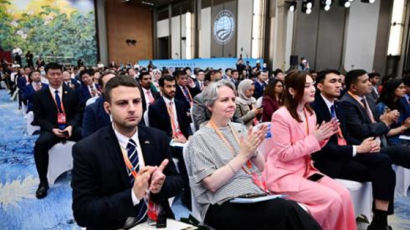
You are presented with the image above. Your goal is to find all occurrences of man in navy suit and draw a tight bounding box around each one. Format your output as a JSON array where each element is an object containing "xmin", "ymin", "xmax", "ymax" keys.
[
  {"xmin": 22, "ymin": 69, "xmax": 48, "ymax": 113},
  {"xmin": 148, "ymin": 75, "xmax": 192, "ymax": 208},
  {"xmin": 72, "ymin": 76, "xmax": 183, "ymax": 230},
  {"xmin": 81, "ymin": 71, "xmax": 117, "ymax": 137},
  {"xmin": 174, "ymin": 70, "xmax": 200, "ymax": 108},
  {"xmin": 340, "ymin": 69, "xmax": 410, "ymax": 169},
  {"xmin": 63, "ymin": 70, "xmax": 80, "ymax": 90},
  {"xmin": 253, "ymin": 71, "xmax": 268, "ymax": 99},
  {"xmin": 311, "ymin": 70, "xmax": 396, "ymax": 230},
  {"xmin": 77, "ymin": 68, "xmax": 101, "ymax": 106},
  {"xmin": 32, "ymin": 63, "xmax": 82, "ymax": 198},
  {"xmin": 138, "ymin": 71, "xmax": 160, "ymax": 115},
  {"xmin": 148, "ymin": 75, "xmax": 191, "ymax": 142}
]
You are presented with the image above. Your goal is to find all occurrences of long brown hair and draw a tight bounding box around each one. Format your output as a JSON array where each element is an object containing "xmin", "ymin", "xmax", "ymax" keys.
[{"xmin": 283, "ymin": 70, "xmax": 314, "ymax": 122}]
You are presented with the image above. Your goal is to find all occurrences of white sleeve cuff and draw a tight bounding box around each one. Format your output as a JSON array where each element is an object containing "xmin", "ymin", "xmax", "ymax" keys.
[
  {"xmin": 352, "ymin": 146, "xmax": 357, "ymax": 157},
  {"xmin": 131, "ymin": 190, "xmax": 140, "ymax": 206}
]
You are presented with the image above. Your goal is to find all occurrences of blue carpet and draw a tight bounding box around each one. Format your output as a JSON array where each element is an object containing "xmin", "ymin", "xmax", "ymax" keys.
[{"xmin": 0, "ymin": 89, "xmax": 408, "ymax": 230}]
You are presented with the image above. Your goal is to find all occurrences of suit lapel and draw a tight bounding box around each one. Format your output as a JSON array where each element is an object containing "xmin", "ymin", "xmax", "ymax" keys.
[
  {"xmin": 315, "ymin": 95, "xmax": 332, "ymax": 122},
  {"xmin": 138, "ymin": 126, "xmax": 155, "ymax": 166},
  {"xmin": 346, "ymin": 94, "xmax": 371, "ymax": 123},
  {"xmin": 104, "ymin": 126, "xmax": 130, "ymax": 187}
]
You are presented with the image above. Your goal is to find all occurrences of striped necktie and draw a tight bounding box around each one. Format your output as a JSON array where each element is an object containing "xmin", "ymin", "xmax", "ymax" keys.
[
  {"xmin": 126, "ymin": 139, "xmax": 139, "ymax": 184},
  {"xmin": 125, "ymin": 139, "xmax": 148, "ymax": 226}
]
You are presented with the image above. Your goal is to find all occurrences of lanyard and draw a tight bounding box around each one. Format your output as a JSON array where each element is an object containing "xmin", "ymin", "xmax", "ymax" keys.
[
  {"xmin": 120, "ymin": 146, "xmax": 159, "ymax": 221},
  {"xmin": 120, "ymin": 146, "xmax": 138, "ymax": 179},
  {"xmin": 208, "ymin": 120, "xmax": 267, "ymax": 191}
]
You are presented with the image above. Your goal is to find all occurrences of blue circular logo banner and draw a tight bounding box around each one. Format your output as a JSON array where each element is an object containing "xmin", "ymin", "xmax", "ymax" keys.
[{"xmin": 213, "ymin": 9, "xmax": 235, "ymax": 45}]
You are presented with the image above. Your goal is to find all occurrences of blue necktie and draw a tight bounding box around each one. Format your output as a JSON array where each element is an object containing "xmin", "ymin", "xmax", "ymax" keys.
[
  {"xmin": 54, "ymin": 90, "xmax": 63, "ymax": 113},
  {"xmin": 126, "ymin": 139, "xmax": 147, "ymax": 225},
  {"xmin": 330, "ymin": 105, "xmax": 336, "ymax": 119}
]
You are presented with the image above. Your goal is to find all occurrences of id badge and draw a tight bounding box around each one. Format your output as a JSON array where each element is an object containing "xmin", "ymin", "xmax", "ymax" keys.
[
  {"xmin": 57, "ymin": 112, "xmax": 66, "ymax": 124},
  {"xmin": 337, "ymin": 137, "xmax": 347, "ymax": 146}
]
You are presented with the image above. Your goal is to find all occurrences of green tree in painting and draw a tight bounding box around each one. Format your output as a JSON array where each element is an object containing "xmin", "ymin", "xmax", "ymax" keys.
[{"xmin": 0, "ymin": 1, "xmax": 97, "ymax": 65}]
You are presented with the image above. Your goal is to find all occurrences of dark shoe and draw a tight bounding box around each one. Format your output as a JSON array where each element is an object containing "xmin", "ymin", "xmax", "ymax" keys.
[
  {"xmin": 367, "ymin": 223, "xmax": 393, "ymax": 230},
  {"xmin": 35, "ymin": 182, "xmax": 49, "ymax": 199}
]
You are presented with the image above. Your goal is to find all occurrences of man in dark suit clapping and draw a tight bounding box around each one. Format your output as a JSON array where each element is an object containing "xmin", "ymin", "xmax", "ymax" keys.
[
  {"xmin": 32, "ymin": 62, "xmax": 82, "ymax": 198},
  {"xmin": 72, "ymin": 76, "xmax": 183, "ymax": 229}
]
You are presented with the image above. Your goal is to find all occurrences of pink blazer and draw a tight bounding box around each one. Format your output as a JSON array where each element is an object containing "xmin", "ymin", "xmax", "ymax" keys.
[{"xmin": 262, "ymin": 107, "xmax": 325, "ymax": 193}]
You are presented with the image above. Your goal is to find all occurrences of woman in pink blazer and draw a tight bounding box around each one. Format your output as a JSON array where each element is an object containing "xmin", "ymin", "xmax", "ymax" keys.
[{"xmin": 263, "ymin": 71, "xmax": 357, "ymax": 230}]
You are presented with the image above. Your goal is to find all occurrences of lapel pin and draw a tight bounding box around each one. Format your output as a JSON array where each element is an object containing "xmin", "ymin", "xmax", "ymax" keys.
[
  {"xmin": 144, "ymin": 141, "xmax": 150, "ymax": 144},
  {"xmin": 64, "ymin": 91, "xmax": 68, "ymax": 94}
]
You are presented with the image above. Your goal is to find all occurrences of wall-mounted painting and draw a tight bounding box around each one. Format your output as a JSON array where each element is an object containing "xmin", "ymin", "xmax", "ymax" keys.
[{"xmin": 0, "ymin": 0, "xmax": 97, "ymax": 66}]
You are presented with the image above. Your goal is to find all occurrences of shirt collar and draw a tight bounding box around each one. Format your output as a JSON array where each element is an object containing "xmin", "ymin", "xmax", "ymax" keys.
[
  {"xmin": 320, "ymin": 93, "xmax": 334, "ymax": 112},
  {"xmin": 112, "ymin": 123, "xmax": 139, "ymax": 150},
  {"xmin": 49, "ymin": 84, "xmax": 63, "ymax": 95},
  {"xmin": 163, "ymin": 96, "xmax": 174, "ymax": 105}
]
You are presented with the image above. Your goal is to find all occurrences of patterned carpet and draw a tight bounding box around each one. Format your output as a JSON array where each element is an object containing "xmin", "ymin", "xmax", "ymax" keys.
[{"xmin": 0, "ymin": 89, "xmax": 408, "ymax": 230}]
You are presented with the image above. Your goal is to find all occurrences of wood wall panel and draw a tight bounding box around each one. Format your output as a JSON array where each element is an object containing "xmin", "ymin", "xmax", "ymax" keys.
[{"xmin": 106, "ymin": 0, "xmax": 153, "ymax": 64}]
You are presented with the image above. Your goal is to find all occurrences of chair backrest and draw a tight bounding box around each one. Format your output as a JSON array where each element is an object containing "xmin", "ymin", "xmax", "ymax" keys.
[
  {"xmin": 143, "ymin": 110, "xmax": 149, "ymax": 127},
  {"xmin": 189, "ymin": 106, "xmax": 196, "ymax": 133},
  {"xmin": 256, "ymin": 96, "xmax": 263, "ymax": 108},
  {"xmin": 253, "ymin": 122, "xmax": 273, "ymax": 157},
  {"xmin": 182, "ymin": 145, "xmax": 202, "ymax": 222}
]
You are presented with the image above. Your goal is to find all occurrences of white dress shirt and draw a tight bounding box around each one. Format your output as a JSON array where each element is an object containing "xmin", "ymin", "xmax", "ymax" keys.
[
  {"xmin": 320, "ymin": 93, "xmax": 357, "ymax": 156},
  {"xmin": 112, "ymin": 124, "xmax": 145, "ymax": 206}
]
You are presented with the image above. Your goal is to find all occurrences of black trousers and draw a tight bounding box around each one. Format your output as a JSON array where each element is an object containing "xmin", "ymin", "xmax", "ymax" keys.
[
  {"xmin": 381, "ymin": 144, "xmax": 410, "ymax": 169},
  {"xmin": 204, "ymin": 198, "xmax": 322, "ymax": 230},
  {"xmin": 34, "ymin": 129, "xmax": 81, "ymax": 183},
  {"xmin": 338, "ymin": 152, "xmax": 396, "ymax": 214}
]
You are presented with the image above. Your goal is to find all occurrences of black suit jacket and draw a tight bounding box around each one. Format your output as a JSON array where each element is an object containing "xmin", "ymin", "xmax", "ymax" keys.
[
  {"xmin": 140, "ymin": 86, "xmax": 160, "ymax": 115},
  {"xmin": 339, "ymin": 92, "xmax": 389, "ymax": 145},
  {"xmin": 32, "ymin": 85, "xmax": 82, "ymax": 132},
  {"xmin": 82, "ymin": 96, "xmax": 110, "ymax": 137},
  {"xmin": 311, "ymin": 94, "xmax": 354, "ymax": 177},
  {"xmin": 175, "ymin": 84, "xmax": 200, "ymax": 108},
  {"xmin": 148, "ymin": 97, "xmax": 191, "ymax": 139},
  {"xmin": 72, "ymin": 125, "xmax": 184, "ymax": 230}
]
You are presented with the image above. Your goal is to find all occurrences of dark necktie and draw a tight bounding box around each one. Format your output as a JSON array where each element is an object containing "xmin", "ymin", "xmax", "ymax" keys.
[
  {"xmin": 183, "ymin": 86, "xmax": 191, "ymax": 103},
  {"xmin": 55, "ymin": 90, "xmax": 63, "ymax": 113},
  {"xmin": 126, "ymin": 139, "xmax": 147, "ymax": 225},
  {"xmin": 126, "ymin": 139, "xmax": 139, "ymax": 184},
  {"xmin": 330, "ymin": 105, "xmax": 336, "ymax": 118}
]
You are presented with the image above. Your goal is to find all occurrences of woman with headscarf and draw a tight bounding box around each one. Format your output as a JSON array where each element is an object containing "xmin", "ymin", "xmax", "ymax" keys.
[{"xmin": 234, "ymin": 79, "xmax": 263, "ymax": 127}]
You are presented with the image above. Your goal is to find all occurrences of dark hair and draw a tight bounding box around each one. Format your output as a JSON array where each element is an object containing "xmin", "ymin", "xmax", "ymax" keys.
[
  {"xmin": 205, "ymin": 69, "xmax": 217, "ymax": 82},
  {"xmin": 273, "ymin": 68, "xmax": 283, "ymax": 76},
  {"xmin": 28, "ymin": 69, "xmax": 41, "ymax": 82},
  {"xmin": 225, "ymin": 68, "xmax": 232, "ymax": 73},
  {"xmin": 139, "ymin": 71, "xmax": 150, "ymax": 80},
  {"xmin": 104, "ymin": 75, "xmax": 139, "ymax": 103},
  {"xmin": 316, "ymin": 69, "xmax": 341, "ymax": 86},
  {"xmin": 159, "ymin": 75, "xmax": 175, "ymax": 87},
  {"xmin": 231, "ymin": 69, "xmax": 239, "ymax": 74},
  {"xmin": 283, "ymin": 70, "xmax": 313, "ymax": 122},
  {"xmin": 402, "ymin": 76, "xmax": 410, "ymax": 87},
  {"xmin": 183, "ymin": 67, "xmax": 191, "ymax": 73},
  {"xmin": 98, "ymin": 71, "xmax": 119, "ymax": 88},
  {"xmin": 368, "ymin": 72, "xmax": 381, "ymax": 79},
  {"xmin": 377, "ymin": 78, "xmax": 403, "ymax": 110},
  {"xmin": 45, "ymin": 62, "xmax": 62, "ymax": 73},
  {"xmin": 264, "ymin": 79, "xmax": 283, "ymax": 103},
  {"xmin": 345, "ymin": 69, "xmax": 367, "ymax": 90},
  {"xmin": 173, "ymin": 69, "xmax": 186, "ymax": 78},
  {"xmin": 79, "ymin": 69, "xmax": 94, "ymax": 79}
]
